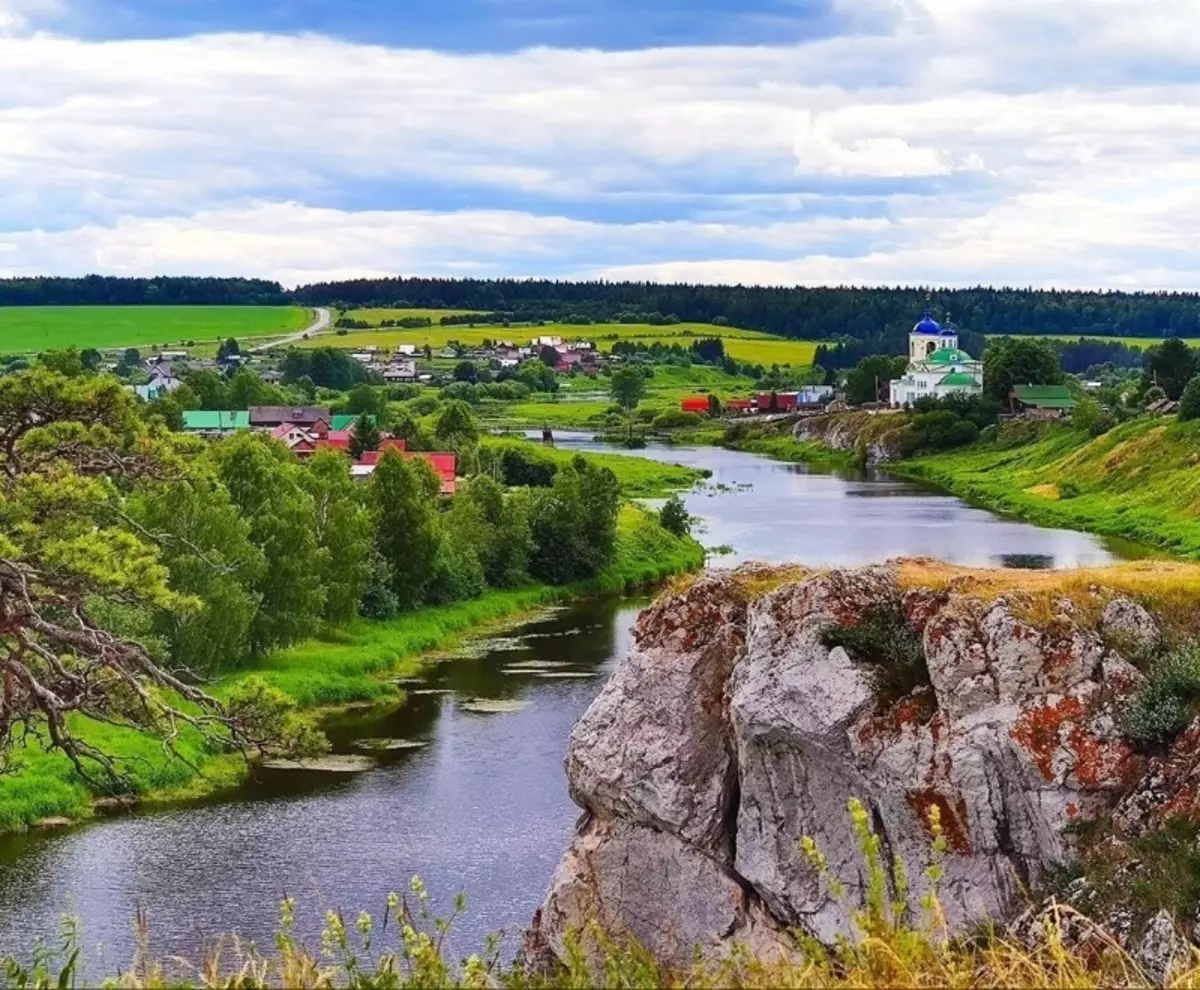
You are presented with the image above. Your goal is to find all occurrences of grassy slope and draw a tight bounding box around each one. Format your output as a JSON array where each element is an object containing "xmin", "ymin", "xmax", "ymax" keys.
[
  {"xmin": 898, "ymin": 417, "xmax": 1200, "ymax": 557},
  {"xmin": 0, "ymin": 306, "xmax": 311, "ymax": 353},
  {"xmin": 986, "ymin": 333, "xmax": 1200, "ymax": 349},
  {"xmin": 0, "ymin": 506, "xmax": 702, "ymax": 833}
]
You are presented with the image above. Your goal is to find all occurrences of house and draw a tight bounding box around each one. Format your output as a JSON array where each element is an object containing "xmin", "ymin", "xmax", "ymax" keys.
[
  {"xmin": 381, "ymin": 360, "xmax": 417, "ymax": 383},
  {"xmin": 535, "ymin": 335, "xmax": 563, "ymax": 348},
  {"xmin": 350, "ymin": 352, "xmax": 376, "ymax": 364},
  {"xmin": 889, "ymin": 312, "xmax": 983, "ymax": 406},
  {"xmin": 396, "ymin": 344, "xmax": 416, "ymax": 356},
  {"xmin": 330, "ymin": 413, "xmax": 376, "ymax": 432},
  {"xmin": 182, "ymin": 410, "xmax": 251, "ymax": 435},
  {"xmin": 1009, "ymin": 385, "xmax": 1077, "ymax": 418},
  {"xmin": 134, "ymin": 368, "xmax": 184, "ymax": 401},
  {"xmin": 1147, "ymin": 397, "xmax": 1181, "ymax": 415},
  {"xmin": 350, "ymin": 448, "xmax": 456, "ymax": 494},
  {"xmin": 756, "ymin": 392, "xmax": 799, "ymax": 412},
  {"xmin": 149, "ymin": 350, "xmax": 189, "ymax": 365},
  {"xmin": 725, "ymin": 399, "xmax": 756, "ymax": 415},
  {"xmin": 250, "ymin": 406, "xmax": 331, "ymax": 431},
  {"xmin": 258, "ymin": 369, "xmax": 284, "ymax": 384},
  {"xmin": 270, "ymin": 423, "xmax": 319, "ymax": 456},
  {"xmin": 681, "ymin": 397, "xmax": 711, "ymax": 414}
]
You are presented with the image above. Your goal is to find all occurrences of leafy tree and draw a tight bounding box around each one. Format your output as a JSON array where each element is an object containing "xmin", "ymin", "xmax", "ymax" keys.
[
  {"xmin": 371, "ymin": 449, "xmax": 441, "ymax": 610},
  {"xmin": 301, "ymin": 448, "xmax": 374, "ymax": 624},
  {"xmin": 80, "ymin": 348, "xmax": 103, "ymax": 371},
  {"xmin": 453, "ymin": 361, "xmax": 479, "ymax": 384},
  {"xmin": 845, "ymin": 355, "xmax": 908, "ymax": 406},
  {"xmin": 1072, "ymin": 396, "xmax": 1116, "ymax": 436},
  {"xmin": 228, "ymin": 367, "xmax": 273, "ymax": 408},
  {"xmin": 186, "ymin": 369, "xmax": 231, "ymax": 410},
  {"xmin": 0, "ymin": 368, "xmax": 260, "ymax": 785},
  {"xmin": 982, "ymin": 337, "xmax": 1063, "ymax": 402},
  {"xmin": 528, "ymin": 457, "xmax": 619, "ymax": 584},
  {"xmin": 448, "ymin": 476, "xmax": 533, "ymax": 587},
  {"xmin": 1142, "ymin": 338, "xmax": 1197, "ymax": 401},
  {"xmin": 659, "ymin": 495, "xmax": 691, "ymax": 537},
  {"xmin": 121, "ymin": 347, "xmax": 142, "ymax": 368},
  {"xmin": 434, "ymin": 400, "xmax": 479, "ymax": 450},
  {"xmin": 129, "ymin": 469, "xmax": 264, "ymax": 674},
  {"xmin": 610, "ymin": 366, "xmax": 647, "ymax": 442},
  {"xmin": 1179, "ymin": 375, "xmax": 1200, "ymax": 422},
  {"xmin": 349, "ymin": 413, "xmax": 382, "ymax": 459},
  {"xmin": 391, "ymin": 410, "xmax": 434, "ymax": 452},
  {"xmin": 38, "ymin": 348, "xmax": 84, "ymax": 378},
  {"xmin": 213, "ymin": 434, "xmax": 325, "ymax": 654},
  {"xmin": 345, "ymin": 384, "xmax": 385, "ymax": 417},
  {"xmin": 538, "ymin": 344, "xmax": 560, "ymax": 367},
  {"xmin": 217, "ymin": 337, "xmax": 241, "ymax": 360}
]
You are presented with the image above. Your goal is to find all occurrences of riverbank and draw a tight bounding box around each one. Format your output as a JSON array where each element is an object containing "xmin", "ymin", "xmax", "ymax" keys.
[
  {"xmin": 897, "ymin": 417, "xmax": 1200, "ymax": 558},
  {"xmin": 0, "ymin": 505, "xmax": 703, "ymax": 834},
  {"xmin": 729, "ymin": 412, "xmax": 1200, "ymax": 560}
]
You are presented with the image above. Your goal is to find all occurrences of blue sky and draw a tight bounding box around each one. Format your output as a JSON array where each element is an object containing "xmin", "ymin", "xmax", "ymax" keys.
[{"xmin": 1, "ymin": 0, "xmax": 1199, "ymax": 289}]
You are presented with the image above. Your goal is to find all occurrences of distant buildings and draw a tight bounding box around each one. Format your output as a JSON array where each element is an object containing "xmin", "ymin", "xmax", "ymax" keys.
[{"xmin": 889, "ymin": 312, "xmax": 983, "ymax": 406}]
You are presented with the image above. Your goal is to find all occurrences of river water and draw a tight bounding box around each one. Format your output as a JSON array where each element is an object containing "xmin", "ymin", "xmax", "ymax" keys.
[{"xmin": 0, "ymin": 438, "xmax": 1134, "ymax": 968}]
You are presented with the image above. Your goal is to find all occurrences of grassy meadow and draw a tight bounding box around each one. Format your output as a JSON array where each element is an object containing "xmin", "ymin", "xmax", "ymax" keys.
[
  {"xmin": 0, "ymin": 306, "xmax": 311, "ymax": 353},
  {"xmin": 317, "ymin": 318, "xmax": 823, "ymax": 367},
  {"xmin": 986, "ymin": 333, "xmax": 1200, "ymax": 349}
]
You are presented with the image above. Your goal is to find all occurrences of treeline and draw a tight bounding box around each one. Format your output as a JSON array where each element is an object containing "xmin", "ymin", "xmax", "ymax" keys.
[
  {"xmin": 8, "ymin": 368, "xmax": 629, "ymax": 684},
  {"xmin": 0, "ymin": 276, "xmax": 289, "ymax": 306},
  {"xmin": 291, "ymin": 278, "xmax": 1200, "ymax": 341}
]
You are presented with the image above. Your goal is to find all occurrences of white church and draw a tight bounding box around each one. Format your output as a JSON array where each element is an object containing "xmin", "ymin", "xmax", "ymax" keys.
[{"xmin": 889, "ymin": 311, "xmax": 983, "ymax": 407}]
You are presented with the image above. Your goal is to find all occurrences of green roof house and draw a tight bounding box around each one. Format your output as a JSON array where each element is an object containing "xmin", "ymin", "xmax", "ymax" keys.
[
  {"xmin": 1010, "ymin": 385, "xmax": 1076, "ymax": 417},
  {"xmin": 330, "ymin": 414, "xmax": 376, "ymax": 432},
  {"xmin": 182, "ymin": 410, "xmax": 251, "ymax": 434}
]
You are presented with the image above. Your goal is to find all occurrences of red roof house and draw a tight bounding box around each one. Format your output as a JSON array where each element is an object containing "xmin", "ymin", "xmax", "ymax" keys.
[{"xmin": 681, "ymin": 397, "xmax": 710, "ymax": 414}]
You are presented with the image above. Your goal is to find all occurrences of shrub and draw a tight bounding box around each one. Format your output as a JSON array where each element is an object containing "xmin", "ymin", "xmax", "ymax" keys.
[
  {"xmin": 1121, "ymin": 639, "xmax": 1200, "ymax": 743},
  {"xmin": 1073, "ymin": 396, "xmax": 1116, "ymax": 436},
  {"xmin": 659, "ymin": 495, "xmax": 691, "ymax": 537},
  {"xmin": 651, "ymin": 409, "xmax": 702, "ymax": 430},
  {"xmin": 1058, "ymin": 480, "xmax": 1082, "ymax": 500},
  {"xmin": 1179, "ymin": 375, "xmax": 1200, "ymax": 422},
  {"xmin": 821, "ymin": 605, "xmax": 929, "ymax": 707}
]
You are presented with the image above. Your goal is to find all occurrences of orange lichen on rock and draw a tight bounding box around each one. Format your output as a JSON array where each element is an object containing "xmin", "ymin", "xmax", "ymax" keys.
[
  {"xmin": 1008, "ymin": 696, "xmax": 1087, "ymax": 782},
  {"xmin": 906, "ymin": 789, "xmax": 973, "ymax": 855}
]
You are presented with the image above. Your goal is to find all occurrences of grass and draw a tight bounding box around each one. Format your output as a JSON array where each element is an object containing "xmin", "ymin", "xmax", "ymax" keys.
[
  {"xmin": 0, "ymin": 507, "xmax": 702, "ymax": 833},
  {"xmin": 341, "ymin": 307, "xmax": 479, "ymax": 324},
  {"xmin": 310, "ymin": 320, "xmax": 822, "ymax": 367},
  {"xmin": 985, "ymin": 333, "xmax": 1200, "ymax": 349},
  {"xmin": 487, "ymin": 439, "xmax": 707, "ymax": 497},
  {"xmin": 0, "ymin": 306, "xmax": 311, "ymax": 353},
  {"xmin": 896, "ymin": 417, "xmax": 1200, "ymax": 559}
]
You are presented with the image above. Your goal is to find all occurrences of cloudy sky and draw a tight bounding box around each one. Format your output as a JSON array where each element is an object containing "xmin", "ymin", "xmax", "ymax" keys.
[{"xmin": 2, "ymin": 0, "xmax": 1199, "ymax": 288}]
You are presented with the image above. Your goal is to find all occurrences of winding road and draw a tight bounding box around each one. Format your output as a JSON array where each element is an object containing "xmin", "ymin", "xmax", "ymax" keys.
[{"xmin": 249, "ymin": 306, "xmax": 331, "ymax": 352}]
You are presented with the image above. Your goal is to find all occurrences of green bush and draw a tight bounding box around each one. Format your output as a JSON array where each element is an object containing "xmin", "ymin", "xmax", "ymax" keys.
[
  {"xmin": 658, "ymin": 495, "xmax": 691, "ymax": 537},
  {"xmin": 651, "ymin": 409, "xmax": 702, "ymax": 430},
  {"xmin": 1073, "ymin": 396, "xmax": 1116, "ymax": 436},
  {"xmin": 1179, "ymin": 375, "xmax": 1200, "ymax": 422},
  {"xmin": 1121, "ymin": 640, "xmax": 1200, "ymax": 743},
  {"xmin": 821, "ymin": 605, "xmax": 929, "ymax": 708},
  {"xmin": 1058, "ymin": 480, "xmax": 1082, "ymax": 500}
]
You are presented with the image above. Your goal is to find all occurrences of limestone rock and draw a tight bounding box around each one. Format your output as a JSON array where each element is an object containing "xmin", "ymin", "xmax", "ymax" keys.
[
  {"xmin": 1135, "ymin": 910, "xmax": 1191, "ymax": 986},
  {"xmin": 534, "ymin": 560, "xmax": 1177, "ymax": 966},
  {"xmin": 1101, "ymin": 598, "xmax": 1161, "ymax": 651}
]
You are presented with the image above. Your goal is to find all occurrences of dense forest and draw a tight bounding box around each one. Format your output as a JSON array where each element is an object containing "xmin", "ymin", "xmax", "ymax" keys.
[
  {"xmin": 0, "ymin": 276, "xmax": 289, "ymax": 306},
  {"xmin": 5, "ymin": 276, "xmax": 1200, "ymax": 343}
]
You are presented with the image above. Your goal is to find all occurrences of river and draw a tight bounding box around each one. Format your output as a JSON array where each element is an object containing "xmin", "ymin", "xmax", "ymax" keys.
[{"xmin": 0, "ymin": 438, "xmax": 1134, "ymax": 968}]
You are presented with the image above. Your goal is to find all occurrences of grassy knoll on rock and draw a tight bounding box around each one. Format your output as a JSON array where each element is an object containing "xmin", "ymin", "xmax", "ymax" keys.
[
  {"xmin": 0, "ymin": 505, "xmax": 702, "ymax": 833},
  {"xmin": 898, "ymin": 417, "xmax": 1200, "ymax": 558},
  {"xmin": 0, "ymin": 305, "xmax": 310, "ymax": 352}
]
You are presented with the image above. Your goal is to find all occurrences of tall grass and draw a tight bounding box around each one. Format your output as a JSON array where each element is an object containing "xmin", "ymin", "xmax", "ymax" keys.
[
  {"xmin": 4, "ymin": 799, "xmax": 1184, "ymax": 988},
  {"xmin": 0, "ymin": 507, "xmax": 702, "ymax": 833}
]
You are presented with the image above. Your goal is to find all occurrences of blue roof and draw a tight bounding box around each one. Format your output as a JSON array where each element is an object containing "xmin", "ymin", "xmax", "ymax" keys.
[
  {"xmin": 940, "ymin": 328, "xmax": 957, "ymax": 336},
  {"xmin": 912, "ymin": 309, "xmax": 943, "ymax": 335}
]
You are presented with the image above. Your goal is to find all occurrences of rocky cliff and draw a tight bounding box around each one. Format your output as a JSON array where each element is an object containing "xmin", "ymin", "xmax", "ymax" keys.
[
  {"xmin": 792, "ymin": 411, "xmax": 912, "ymax": 463},
  {"xmin": 532, "ymin": 561, "xmax": 1200, "ymax": 970}
]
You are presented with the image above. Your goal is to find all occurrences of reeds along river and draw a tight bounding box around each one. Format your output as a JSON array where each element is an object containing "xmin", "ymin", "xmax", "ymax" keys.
[{"xmin": 0, "ymin": 438, "xmax": 1135, "ymax": 966}]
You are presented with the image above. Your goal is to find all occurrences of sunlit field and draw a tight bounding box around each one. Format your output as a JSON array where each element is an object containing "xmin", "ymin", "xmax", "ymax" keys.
[{"xmin": 0, "ymin": 306, "xmax": 311, "ymax": 353}]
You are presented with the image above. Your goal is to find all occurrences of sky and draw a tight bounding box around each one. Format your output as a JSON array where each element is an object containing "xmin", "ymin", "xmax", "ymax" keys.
[{"xmin": 2, "ymin": 0, "xmax": 1200, "ymax": 289}]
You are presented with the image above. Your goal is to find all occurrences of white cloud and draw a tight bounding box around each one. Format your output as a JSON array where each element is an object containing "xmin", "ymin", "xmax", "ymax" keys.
[{"xmin": 2, "ymin": 0, "xmax": 1200, "ymax": 287}]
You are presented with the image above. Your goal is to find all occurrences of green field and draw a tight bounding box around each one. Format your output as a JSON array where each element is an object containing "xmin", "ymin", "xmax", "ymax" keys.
[
  {"xmin": 346, "ymin": 307, "xmax": 481, "ymax": 324},
  {"xmin": 315, "ymin": 320, "xmax": 822, "ymax": 367},
  {"xmin": 0, "ymin": 306, "xmax": 311, "ymax": 353},
  {"xmin": 986, "ymin": 333, "xmax": 1200, "ymax": 349}
]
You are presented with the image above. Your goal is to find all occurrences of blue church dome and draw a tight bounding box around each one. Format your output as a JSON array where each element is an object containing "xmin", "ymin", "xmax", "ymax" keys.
[
  {"xmin": 940, "ymin": 327, "xmax": 957, "ymax": 337},
  {"xmin": 912, "ymin": 310, "xmax": 943, "ymax": 335}
]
